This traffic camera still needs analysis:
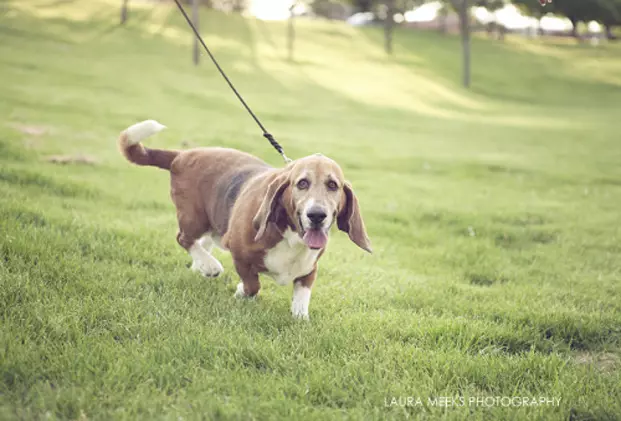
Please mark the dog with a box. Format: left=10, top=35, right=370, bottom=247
left=118, top=120, right=371, bottom=319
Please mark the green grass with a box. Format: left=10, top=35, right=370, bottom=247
left=1, top=0, right=621, bottom=419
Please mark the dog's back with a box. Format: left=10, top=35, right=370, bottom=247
left=170, top=147, right=271, bottom=238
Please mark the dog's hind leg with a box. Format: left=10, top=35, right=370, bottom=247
left=174, top=207, right=224, bottom=278
left=199, top=233, right=224, bottom=251
left=171, top=173, right=224, bottom=277
left=189, top=240, right=224, bottom=277
left=177, top=230, right=224, bottom=278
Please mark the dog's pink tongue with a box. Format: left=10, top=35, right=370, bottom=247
left=303, top=230, right=328, bottom=249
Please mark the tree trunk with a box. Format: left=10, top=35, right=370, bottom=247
left=569, top=16, right=579, bottom=39
left=384, top=0, right=395, bottom=54
left=498, top=24, right=506, bottom=41
left=192, top=0, right=199, bottom=65
left=459, top=0, right=471, bottom=88
left=232, top=0, right=245, bottom=13
left=486, top=22, right=493, bottom=38
left=605, top=24, right=616, bottom=40
left=439, top=6, right=447, bottom=34
left=288, top=4, right=295, bottom=61
left=120, top=0, right=129, bottom=25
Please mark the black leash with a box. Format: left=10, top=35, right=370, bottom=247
left=172, top=0, right=292, bottom=164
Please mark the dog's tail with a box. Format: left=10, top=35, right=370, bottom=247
left=118, top=120, right=179, bottom=171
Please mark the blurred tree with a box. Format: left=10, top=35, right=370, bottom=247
left=437, top=2, right=449, bottom=34
left=587, top=0, right=621, bottom=39
left=193, top=0, right=245, bottom=11
left=120, top=0, right=129, bottom=24
left=434, top=0, right=472, bottom=85
left=312, top=0, right=350, bottom=19
left=384, top=0, right=396, bottom=53
left=513, top=0, right=621, bottom=39
left=445, top=0, right=471, bottom=87
left=552, top=0, right=591, bottom=37
left=180, top=0, right=212, bottom=5
left=346, top=0, right=422, bottom=13
left=350, top=0, right=374, bottom=11
left=288, top=3, right=296, bottom=61
left=476, top=0, right=506, bottom=39
left=230, top=0, right=247, bottom=12
left=475, top=0, right=504, bottom=13
left=512, top=0, right=548, bottom=16
left=372, top=0, right=423, bottom=54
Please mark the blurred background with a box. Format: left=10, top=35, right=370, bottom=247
left=125, top=0, right=620, bottom=87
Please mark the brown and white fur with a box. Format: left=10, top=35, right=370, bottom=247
left=118, top=120, right=371, bottom=319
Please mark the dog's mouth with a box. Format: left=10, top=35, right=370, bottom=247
left=303, top=228, right=328, bottom=250
left=298, top=215, right=328, bottom=250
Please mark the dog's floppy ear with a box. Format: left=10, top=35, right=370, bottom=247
left=337, top=181, right=372, bottom=253
left=253, top=171, right=290, bottom=241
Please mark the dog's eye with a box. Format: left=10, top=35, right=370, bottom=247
left=326, top=180, right=338, bottom=191
left=297, top=179, right=310, bottom=190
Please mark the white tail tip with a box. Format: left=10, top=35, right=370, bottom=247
left=125, top=120, right=167, bottom=145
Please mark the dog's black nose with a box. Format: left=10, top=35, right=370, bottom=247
left=307, top=209, right=327, bottom=225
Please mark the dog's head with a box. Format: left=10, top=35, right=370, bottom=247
left=253, top=154, right=372, bottom=253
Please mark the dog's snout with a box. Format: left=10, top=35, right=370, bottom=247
left=307, top=208, right=327, bottom=225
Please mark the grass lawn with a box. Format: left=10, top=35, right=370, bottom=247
left=1, top=0, right=620, bottom=419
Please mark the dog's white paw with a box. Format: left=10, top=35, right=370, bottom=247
left=234, top=282, right=246, bottom=298
left=234, top=282, right=257, bottom=299
left=291, top=307, right=310, bottom=320
left=191, top=257, right=224, bottom=277
left=291, top=285, right=311, bottom=320
left=189, top=243, right=223, bottom=277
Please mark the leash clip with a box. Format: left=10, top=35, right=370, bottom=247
left=281, top=154, right=292, bottom=164
left=263, top=132, right=292, bottom=164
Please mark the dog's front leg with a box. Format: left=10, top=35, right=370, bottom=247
left=292, top=267, right=316, bottom=320
left=233, top=260, right=261, bottom=298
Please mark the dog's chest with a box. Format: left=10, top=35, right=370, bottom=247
left=264, top=229, right=320, bottom=285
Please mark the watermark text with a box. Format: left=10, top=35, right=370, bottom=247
left=384, top=396, right=561, bottom=408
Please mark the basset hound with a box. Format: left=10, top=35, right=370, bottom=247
left=118, top=120, right=371, bottom=319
